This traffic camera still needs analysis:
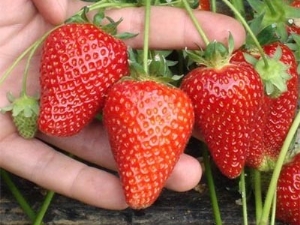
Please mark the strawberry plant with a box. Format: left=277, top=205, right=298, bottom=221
left=1, top=0, right=300, bottom=224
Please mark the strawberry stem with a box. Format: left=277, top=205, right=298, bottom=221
left=33, top=190, right=55, bottom=225
left=230, top=0, right=245, bottom=19
left=240, top=170, right=248, bottom=225
left=270, top=192, right=276, bottom=225
left=221, top=0, right=269, bottom=68
left=263, top=0, right=276, bottom=16
left=143, top=0, right=151, bottom=74
left=203, top=148, right=222, bottom=225
left=182, top=0, right=210, bottom=46
left=251, top=169, right=263, bottom=225
left=0, top=26, right=60, bottom=88
left=259, top=110, right=300, bottom=225
left=0, top=169, right=37, bottom=223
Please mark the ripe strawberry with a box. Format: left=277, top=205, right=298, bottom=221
left=231, top=42, right=299, bottom=170
left=103, top=79, right=194, bottom=209
left=276, top=153, right=300, bottom=225
left=180, top=41, right=264, bottom=179
left=1, top=93, right=39, bottom=139
left=38, top=23, right=129, bottom=137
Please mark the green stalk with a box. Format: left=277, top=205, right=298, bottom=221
left=33, top=191, right=55, bottom=225
left=143, top=0, right=151, bottom=74
left=270, top=191, right=276, bottom=225
left=211, top=0, right=217, bottom=13
left=203, top=149, right=222, bottom=225
left=259, top=111, right=300, bottom=225
left=230, top=0, right=245, bottom=19
left=182, top=0, right=210, bottom=46
left=240, top=170, right=248, bottom=225
left=252, top=169, right=263, bottom=225
left=221, top=0, right=269, bottom=67
left=263, top=0, right=276, bottom=16
left=0, top=169, right=36, bottom=222
left=0, top=26, right=60, bottom=87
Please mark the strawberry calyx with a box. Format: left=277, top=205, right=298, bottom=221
left=185, top=34, right=235, bottom=70
left=1, top=92, right=39, bottom=139
left=128, top=48, right=182, bottom=85
left=66, top=5, right=137, bottom=40
left=242, top=46, right=291, bottom=98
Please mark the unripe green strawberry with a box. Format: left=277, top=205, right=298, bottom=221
left=1, top=93, right=39, bottom=139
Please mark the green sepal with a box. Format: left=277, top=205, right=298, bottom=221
left=65, top=6, right=90, bottom=24
left=1, top=92, right=40, bottom=139
left=254, top=47, right=291, bottom=98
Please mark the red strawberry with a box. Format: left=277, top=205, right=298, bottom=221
left=180, top=41, right=264, bottom=179
left=231, top=42, right=299, bottom=170
left=38, top=23, right=129, bottom=136
left=276, top=153, right=300, bottom=225
left=103, top=79, right=194, bottom=209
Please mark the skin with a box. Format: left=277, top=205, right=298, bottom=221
left=0, top=0, right=245, bottom=210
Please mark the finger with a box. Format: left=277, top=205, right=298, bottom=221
left=165, top=154, right=202, bottom=191
left=105, top=6, right=245, bottom=50
left=38, top=120, right=202, bottom=192
left=0, top=134, right=127, bottom=210
left=37, top=120, right=117, bottom=170
left=35, top=2, right=245, bottom=49
left=32, top=0, right=87, bottom=25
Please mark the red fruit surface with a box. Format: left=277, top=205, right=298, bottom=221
left=38, top=23, right=129, bottom=136
left=232, top=42, right=299, bottom=170
left=180, top=63, right=263, bottom=178
left=276, top=153, right=300, bottom=225
left=103, top=79, right=194, bottom=209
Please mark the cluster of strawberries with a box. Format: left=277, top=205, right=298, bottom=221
left=2, top=0, right=300, bottom=224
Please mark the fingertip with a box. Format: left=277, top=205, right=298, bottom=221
left=165, top=154, right=202, bottom=192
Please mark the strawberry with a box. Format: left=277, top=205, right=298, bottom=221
left=276, top=153, right=300, bottom=225
left=1, top=93, right=39, bottom=139
left=231, top=42, right=299, bottom=170
left=103, top=79, right=194, bottom=209
left=180, top=41, right=264, bottom=179
left=38, top=23, right=129, bottom=137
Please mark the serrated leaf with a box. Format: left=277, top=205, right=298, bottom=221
left=246, top=0, right=265, bottom=14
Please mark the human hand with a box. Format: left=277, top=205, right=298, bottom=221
left=0, top=0, right=245, bottom=210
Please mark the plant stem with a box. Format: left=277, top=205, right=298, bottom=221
left=0, top=169, right=36, bottom=222
left=33, top=191, right=55, bottom=225
left=143, top=0, right=151, bottom=74
left=263, top=0, right=276, bottom=16
left=203, top=148, right=222, bottom=225
left=270, top=191, right=276, bottom=225
left=259, top=110, right=300, bottom=225
left=230, top=0, right=245, bottom=19
left=182, top=0, right=210, bottom=46
left=221, top=0, right=269, bottom=67
left=240, top=170, right=248, bottom=225
left=0, top=26, right=60, bottom=88
left=252, top=169, right=263, bottom=225
left=210, top=0, right=216, bottom=12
